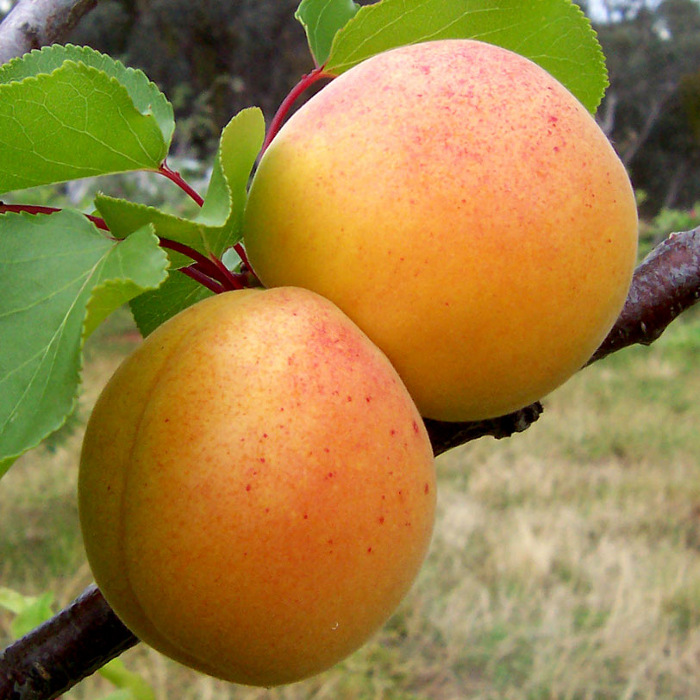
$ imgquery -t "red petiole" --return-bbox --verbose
[261,64,332,153]
[158,161,205,207]
[0,202,110,231]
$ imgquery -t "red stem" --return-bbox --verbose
[158,161,205,207]
[158,237,218,276]
[209,254,246,290]
[156,163,260,289]
[262,65,332,153]
[234,242,251,269]
[0,202,110,231]
[180,265,227,295]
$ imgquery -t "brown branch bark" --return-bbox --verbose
[588,227,700,363]
[0,586,137,700]
[0,0,97,66]
[1,227,698,699]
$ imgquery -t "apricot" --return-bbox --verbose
[78,287,435,686]
[242,39,638,421]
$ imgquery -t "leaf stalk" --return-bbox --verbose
[262,65,332,153]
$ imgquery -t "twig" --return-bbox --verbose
[589,227,700,362]
[0,586,137,700]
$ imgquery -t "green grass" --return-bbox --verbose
[1,308,699,699]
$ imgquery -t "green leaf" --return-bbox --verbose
[296,0,360,66]
[129,271,212,338]
[202,106,266,237]
[96,107,266,260]
[0,61,170,194]
[0,587,36,615]
[116,107,265,336]
[0,44,174,145]
[324,0,607,113]
[0,587,54,639]
[94,194,225,267]
[99,691,133,700]
[0,211,169,477]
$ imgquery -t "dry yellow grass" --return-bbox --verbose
[1,310,699,699]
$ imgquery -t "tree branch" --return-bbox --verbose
[0,586,137,700]
[1,227,698,699]
[0,0,97,66]
[589,227,700,363]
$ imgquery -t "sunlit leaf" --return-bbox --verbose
[123,107,265,335]
[0,44,174,145]
[324,0,607,112]
[100,658,157,700]
[0,211,168,476]
[96,107,266,260]
[0,587,54,639]
[0,61,169,194]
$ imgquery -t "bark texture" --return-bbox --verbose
[0,0,97,65]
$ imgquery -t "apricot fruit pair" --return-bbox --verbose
[243,39,638,421]
[81,37,639,688]
[79,287,436,687]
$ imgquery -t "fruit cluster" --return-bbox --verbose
[79,40,637,686]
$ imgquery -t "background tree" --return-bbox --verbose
[592,0,700,213]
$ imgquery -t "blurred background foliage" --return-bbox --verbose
[1,0,699,220]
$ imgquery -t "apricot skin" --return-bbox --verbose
[242,39,639,422]
[78,287,435,687]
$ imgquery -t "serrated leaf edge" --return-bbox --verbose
[324,0,609,113]
[0,217,167,477]
[0,43,175,144]
[0,61,170,192]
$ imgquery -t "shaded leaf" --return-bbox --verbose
[296,0,360,66]
[129,271,212,338]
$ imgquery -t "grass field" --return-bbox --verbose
[1,306,699,700]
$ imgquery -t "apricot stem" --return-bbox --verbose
[0,202,110,230]
[158,237,240,291]
[158,161,204,207]
[155,162,261,289]
[180,265,228,294]
[262,65,332,153]
[209,253,246,290]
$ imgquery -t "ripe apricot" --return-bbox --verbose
[243,40,638,421]
[79,287,435,686]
